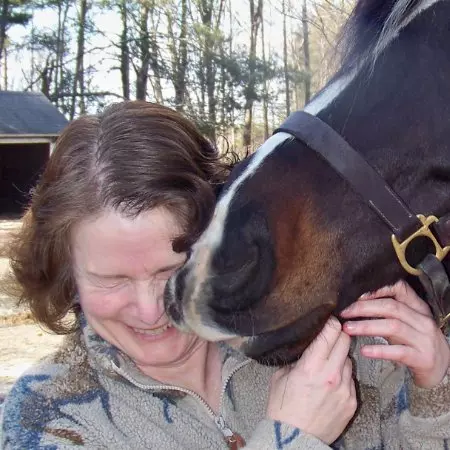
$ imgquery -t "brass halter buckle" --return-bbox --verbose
[391,214,450,277]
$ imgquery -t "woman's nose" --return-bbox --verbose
[133,281,165,324]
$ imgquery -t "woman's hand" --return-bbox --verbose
[341,280,450,389]
[267,317,357,445]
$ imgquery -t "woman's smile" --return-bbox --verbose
[129,323,175,339]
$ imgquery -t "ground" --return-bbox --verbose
[0,323,64,399]
[0,220,64,407]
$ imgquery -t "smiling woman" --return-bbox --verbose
[2,101,294,449]
[1,100,361,450]
[72,207,194,372]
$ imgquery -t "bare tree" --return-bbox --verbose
[1,45,7,88]
[302,0,311,104]
[1,0,31,81]
[166,0,188,110]
[282,0,290,116]
[54,0,72,110]
[119,0,130,99]
[70,0,89,119]
[135,0,150,100]
[0,0,8,65]
[261,5,269,139]
[200,0,224,139]
[242,0,262,147]
[148,1,163,102]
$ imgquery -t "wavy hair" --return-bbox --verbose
[2,101,238,334]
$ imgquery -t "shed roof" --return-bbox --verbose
[0,91,68,135]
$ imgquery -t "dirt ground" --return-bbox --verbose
[0,324,64,399]
[0,219,64,405]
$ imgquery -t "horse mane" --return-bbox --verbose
[337,0,435,74]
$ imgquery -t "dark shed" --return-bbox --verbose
[0,91,68,216]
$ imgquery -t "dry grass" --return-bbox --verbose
[0,311,35,327]
[0,219,21,257]
[0,220,28,327]
[0,218,64,402]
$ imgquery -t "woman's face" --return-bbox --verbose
[72,207,199,371]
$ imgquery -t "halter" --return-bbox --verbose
[275,111,450,329]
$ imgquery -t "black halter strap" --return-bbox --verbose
[275,110,421,242]
[274,110,450,328]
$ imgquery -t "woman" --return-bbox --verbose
[1,101,449,449]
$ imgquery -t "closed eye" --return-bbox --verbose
[87,274,129,289]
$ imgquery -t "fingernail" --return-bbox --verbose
[343,322,356,331]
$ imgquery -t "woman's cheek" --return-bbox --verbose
[80,285,132,318]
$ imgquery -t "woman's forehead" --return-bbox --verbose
[71,207,185,274]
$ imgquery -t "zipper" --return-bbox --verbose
[111,358,250,441]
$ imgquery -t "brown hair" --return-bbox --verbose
[3,101,236,334]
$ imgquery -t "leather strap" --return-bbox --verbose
[433,212,450,248]
[418,254,450,331]
[275,111,421,241]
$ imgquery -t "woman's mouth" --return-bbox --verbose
[132,323,173,336]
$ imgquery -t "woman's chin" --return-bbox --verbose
[124,325,202,368]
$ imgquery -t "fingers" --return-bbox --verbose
[359,343,415,365]
[341,297,432,332]
[343,318,424,347]
[358,280,431,316]
[303,316,343,365]
[341,282,450,389]
[326,331,352,371]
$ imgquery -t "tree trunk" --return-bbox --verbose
[148,2,163,103]
[302,0,311,104]
[227,0,235,148]
[119,0,130,100]
[205,41,216,141]
[149,37,163,102]
[70,0,88,119]
[136,2,150,100]
[0,0,9,86]
[2,45,7,88]
[261,2,269,140]
[282,0,290,116]
[54,1,62,106]
[200,1,213,139]
[54,0,70,109]
[173,0,187,110]
[242,0,262,147]
[0,0,8,72]
[219,44,225,133]
[40,60,53,98]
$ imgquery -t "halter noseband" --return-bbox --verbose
[275,111,450,329]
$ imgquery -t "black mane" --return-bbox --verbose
[337,0,425,73]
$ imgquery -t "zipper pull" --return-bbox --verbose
[215,416,246,449]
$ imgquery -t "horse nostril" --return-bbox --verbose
[209,240,274,314]
[166,300,183,324]
[164,269,187,324]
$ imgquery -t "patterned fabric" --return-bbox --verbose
[1,319,450,449]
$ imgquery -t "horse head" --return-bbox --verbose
[165,0,450,365]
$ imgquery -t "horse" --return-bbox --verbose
[165,0,450,366]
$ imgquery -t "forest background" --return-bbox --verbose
[0,0,355,150]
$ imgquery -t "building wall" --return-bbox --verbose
[0,143,49,216]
